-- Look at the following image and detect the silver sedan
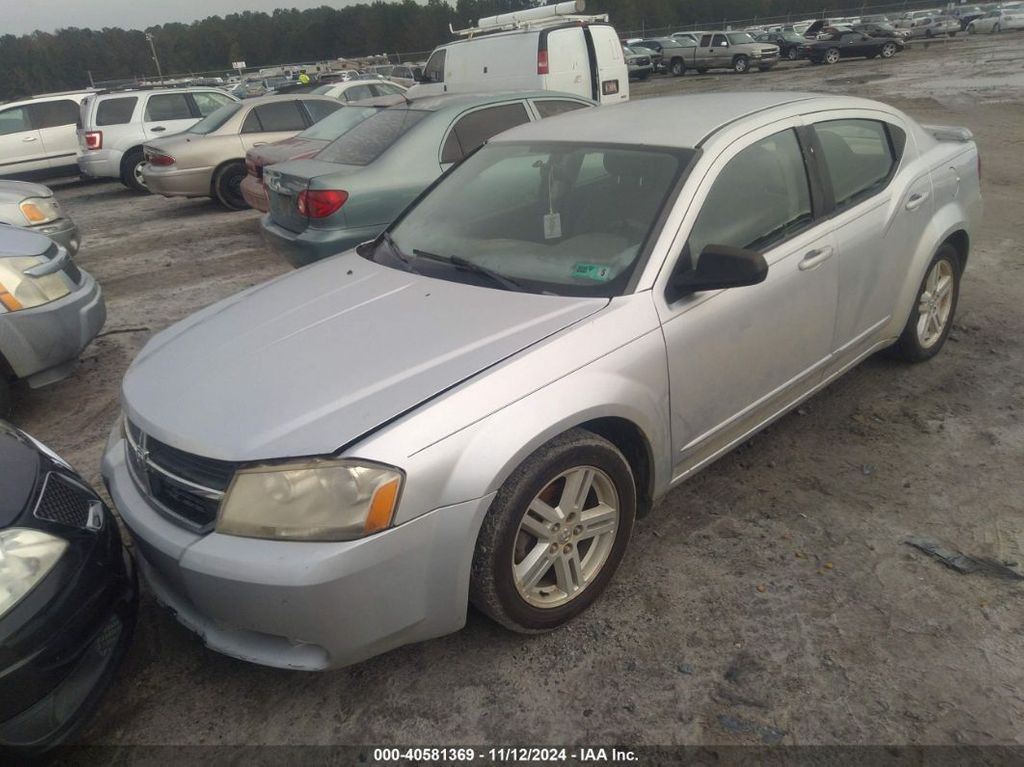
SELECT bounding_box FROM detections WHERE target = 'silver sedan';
[104,92,981,669]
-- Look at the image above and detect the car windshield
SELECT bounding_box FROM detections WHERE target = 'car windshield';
[315,108,429,166]
[377,142,693,297]
[727,32,757,44]
[187,103,241,134]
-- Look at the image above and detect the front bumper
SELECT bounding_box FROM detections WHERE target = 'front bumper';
[26,217,81,257]
[102,429,494,670]
[77,150,123,181]
[142,165,214,199]
[240,174,269,213]
[0,508,137,754]
[0,267,106,386]
[261,215,382,268]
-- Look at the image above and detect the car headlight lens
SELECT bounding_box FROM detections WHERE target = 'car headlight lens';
[0,257,73,312]
[20,197,60,225]
[216,459,403,541]
[0,529,68,619]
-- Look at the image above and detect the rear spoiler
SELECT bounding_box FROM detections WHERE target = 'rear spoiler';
[922,124,974,143]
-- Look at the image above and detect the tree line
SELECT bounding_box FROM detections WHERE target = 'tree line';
[1,0,922,101]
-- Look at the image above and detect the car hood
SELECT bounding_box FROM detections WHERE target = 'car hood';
[123,251,607,461]
[0,224,57,257]
[0,180,52,204]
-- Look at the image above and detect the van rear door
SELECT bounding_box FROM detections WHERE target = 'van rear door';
[543,27,590,100]
[586,24,629,103]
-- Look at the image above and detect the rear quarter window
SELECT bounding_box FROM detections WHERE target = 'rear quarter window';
[533,100,589,119]
[96,97,138,126]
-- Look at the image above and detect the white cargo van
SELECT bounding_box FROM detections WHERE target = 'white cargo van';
[407,0,628,105]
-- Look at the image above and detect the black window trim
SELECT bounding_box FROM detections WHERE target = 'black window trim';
[807,117,905,218]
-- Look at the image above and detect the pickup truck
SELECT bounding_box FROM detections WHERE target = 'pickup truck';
[686,31,781,74]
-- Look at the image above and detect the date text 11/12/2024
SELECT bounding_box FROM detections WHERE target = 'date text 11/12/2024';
[372,747,639,762]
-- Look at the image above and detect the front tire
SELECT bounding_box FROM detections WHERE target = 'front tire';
[669,58,685,76]
[213,161,248,210]
[120,149,149,194]
[888,244,961,363]
[787,47,799,60]
[881,42,897,58]
[733,55,750,73]
[470,429,637,633]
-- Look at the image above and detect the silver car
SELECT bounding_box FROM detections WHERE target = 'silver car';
[0,180,80,256]
[103,92,981,670]
[1,225,105,415]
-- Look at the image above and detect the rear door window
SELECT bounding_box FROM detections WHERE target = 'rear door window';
[96,96,138,126]
[145,94,192,120]
[440,103,531,164]
[712,34,729,46]
[813,119,902,210]
[315,108,430,166]
[252,101,307,132]
[28,100,79,129]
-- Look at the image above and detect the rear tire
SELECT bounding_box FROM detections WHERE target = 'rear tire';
[824,47,841,64]
[213,162,249,211]
[120,149,149,194]
[470,429,636,633]
[669,58,685,76]
[787,47,799,60]
[887,244,961,363]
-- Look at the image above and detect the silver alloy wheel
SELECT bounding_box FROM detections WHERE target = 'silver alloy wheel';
[882,43,896,57]
[134,161,147,189]
[825,48,840,64]
[916,258,955,349]
[512,466,620,609]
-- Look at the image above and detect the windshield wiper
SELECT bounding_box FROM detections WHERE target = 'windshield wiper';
[378,231,419,273]
[412,249,524,292]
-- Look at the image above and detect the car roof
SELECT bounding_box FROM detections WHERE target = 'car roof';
[493,92,862,149]
[242,93,338,106]
[403,91,589,112]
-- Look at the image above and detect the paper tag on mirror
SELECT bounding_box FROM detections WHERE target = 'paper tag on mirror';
[543,213,562,240]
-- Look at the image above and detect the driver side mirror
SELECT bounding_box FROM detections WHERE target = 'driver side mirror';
[669,244,768,299]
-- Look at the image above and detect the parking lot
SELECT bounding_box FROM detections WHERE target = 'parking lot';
[14,32,1024,747]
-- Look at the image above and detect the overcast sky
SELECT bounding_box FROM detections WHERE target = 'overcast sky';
[7,0,399,36]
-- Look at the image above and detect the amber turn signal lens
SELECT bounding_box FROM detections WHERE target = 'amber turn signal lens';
[0,283,24,311]
[364,478,401,535]
[19,202,46,223]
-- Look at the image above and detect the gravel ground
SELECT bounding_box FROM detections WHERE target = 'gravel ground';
[10,32,1024,749]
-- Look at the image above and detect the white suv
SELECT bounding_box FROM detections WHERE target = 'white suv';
[77,88,238,192]
[0,91,94,180]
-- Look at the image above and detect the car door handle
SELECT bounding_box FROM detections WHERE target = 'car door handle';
[905,192,929,211]
[22,135,38,142]
[799,246,835,271]
[151,126,166,132]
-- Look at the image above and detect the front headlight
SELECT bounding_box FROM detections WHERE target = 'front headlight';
[0,528,68,619]
[216,459,403,541]
[20,197,61,225]
[0,257,73,312]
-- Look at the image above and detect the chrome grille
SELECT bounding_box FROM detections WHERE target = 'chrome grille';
[125,421,237,532]
[34,472,103,530]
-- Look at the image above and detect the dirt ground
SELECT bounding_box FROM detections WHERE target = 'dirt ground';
[11,33,1024,748]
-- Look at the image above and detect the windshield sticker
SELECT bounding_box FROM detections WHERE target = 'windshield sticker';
[543,213,562,240]
[573,263,613,282]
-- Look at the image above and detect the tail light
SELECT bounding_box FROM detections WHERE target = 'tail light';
[84,131,102,150]
[146,151,175,167]
[297,189,348,218]
[537,49,549,75]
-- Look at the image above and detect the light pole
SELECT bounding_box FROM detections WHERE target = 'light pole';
[145,32,163,81]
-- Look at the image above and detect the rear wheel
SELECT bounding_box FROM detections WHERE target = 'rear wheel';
[824,47,841,64]
[881,42,897,58]
[213,162,248,210]
[787,47,799,60]
[120,148,148,194]
[732,55,750,73]
[669,58,685,76]
[470,429,636,633]
[888,245,961,363]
